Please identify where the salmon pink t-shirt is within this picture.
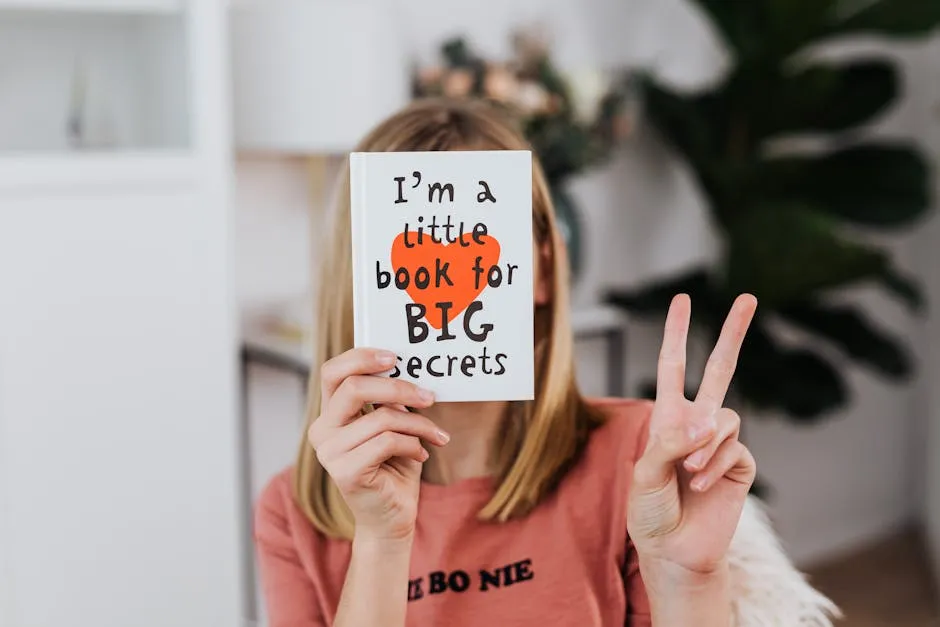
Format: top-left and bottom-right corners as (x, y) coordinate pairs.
(254, 398), (653, 626)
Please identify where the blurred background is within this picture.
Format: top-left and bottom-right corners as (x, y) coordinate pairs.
(0, 0), (938, 626)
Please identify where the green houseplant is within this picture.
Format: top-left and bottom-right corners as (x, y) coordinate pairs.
(607, 0), (940, 420)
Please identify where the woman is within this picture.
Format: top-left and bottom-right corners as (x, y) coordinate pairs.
(254, 99), (837, 626)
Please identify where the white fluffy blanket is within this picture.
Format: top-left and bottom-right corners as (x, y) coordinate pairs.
(729, 497), (841, 626)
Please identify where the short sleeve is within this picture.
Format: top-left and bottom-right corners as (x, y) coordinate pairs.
(254, 473), (325, 627)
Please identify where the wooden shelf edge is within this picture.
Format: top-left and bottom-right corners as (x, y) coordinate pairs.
(0, 151), (199, 192)
(0, 0), (182, 14)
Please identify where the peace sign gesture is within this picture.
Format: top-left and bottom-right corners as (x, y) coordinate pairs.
(628, 293), (758, 578)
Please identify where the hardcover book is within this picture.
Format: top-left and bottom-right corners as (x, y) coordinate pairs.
(350, 150), (534, 402)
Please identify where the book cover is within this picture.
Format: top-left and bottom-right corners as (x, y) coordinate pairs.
(350, 150), (534, 402)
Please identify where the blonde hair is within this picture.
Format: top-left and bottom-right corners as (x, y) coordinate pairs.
(294, 98), (603, 538)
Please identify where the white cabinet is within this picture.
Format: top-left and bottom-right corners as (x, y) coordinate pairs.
(0, 1), (244, 626)
(0, 3), (190, 153)
(0, 188), (239, 626)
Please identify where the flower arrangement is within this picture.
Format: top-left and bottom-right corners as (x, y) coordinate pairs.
(413, 31), (638, 278)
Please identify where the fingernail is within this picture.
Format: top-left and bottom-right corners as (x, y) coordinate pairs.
(420, 447), (430, 461)
(436, 429), (450, 444)
(691, 475), (708, 492)
(418, 388), (435, 404)
(376, 351), (397, 367)
(685, 450), (706, 471)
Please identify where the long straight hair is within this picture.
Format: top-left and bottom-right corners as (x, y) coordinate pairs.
(294, 99), (603, 538)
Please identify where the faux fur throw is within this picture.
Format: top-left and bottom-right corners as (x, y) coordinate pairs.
(729, 496), (841, 626)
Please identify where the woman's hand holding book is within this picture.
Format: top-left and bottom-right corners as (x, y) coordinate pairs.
(308, 348), (449, 543)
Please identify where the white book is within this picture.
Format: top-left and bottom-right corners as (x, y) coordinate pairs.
(350, 150), (534, 402)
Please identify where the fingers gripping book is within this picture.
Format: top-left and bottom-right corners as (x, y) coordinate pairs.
(350, 150), (534, 402)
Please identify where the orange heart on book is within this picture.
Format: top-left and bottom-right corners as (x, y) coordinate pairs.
(390, 232), (501, 329)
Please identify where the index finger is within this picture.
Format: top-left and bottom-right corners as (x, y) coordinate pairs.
(694, 294), (757, 412)
(319, 347), (398, 405)
(656, 294), (691, 402)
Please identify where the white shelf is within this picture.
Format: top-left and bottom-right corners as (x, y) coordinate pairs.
(0, 7), (192, 153)
(0, 0), (182, 13)
(0, 151), (198, 192)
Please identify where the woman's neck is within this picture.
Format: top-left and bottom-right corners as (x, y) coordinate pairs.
(417, 401), (508, 486)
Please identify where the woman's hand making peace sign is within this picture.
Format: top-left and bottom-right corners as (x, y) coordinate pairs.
(628, 293), (758, 582)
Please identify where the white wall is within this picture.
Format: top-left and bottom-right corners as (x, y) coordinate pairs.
(236, 0), (937, 568)
(922, 213), (940, 593)
(916, 35), (940, 596)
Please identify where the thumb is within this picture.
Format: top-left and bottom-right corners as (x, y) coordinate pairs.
(633, 418), (716, 494)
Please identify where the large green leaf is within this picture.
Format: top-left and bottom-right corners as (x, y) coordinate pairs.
(642, 79), (739, 217)
(605, 269), (714, 315)
(828, 0), (940, 37)
(735, 321), (848, 419)
(642, 78), (720, 164)
(690, 0), (842, 62)
(772, 349), (849, 418)
(757, 145), (931, 228)
(726, 205), (888, 304)
(677, 1), (940, 66)
(779, 302), (911, 377)
(757, 61), (898, 137)
(764, 0), (842, 56)
(880, 267), (926, 312)
(687, 1), (768, 60)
